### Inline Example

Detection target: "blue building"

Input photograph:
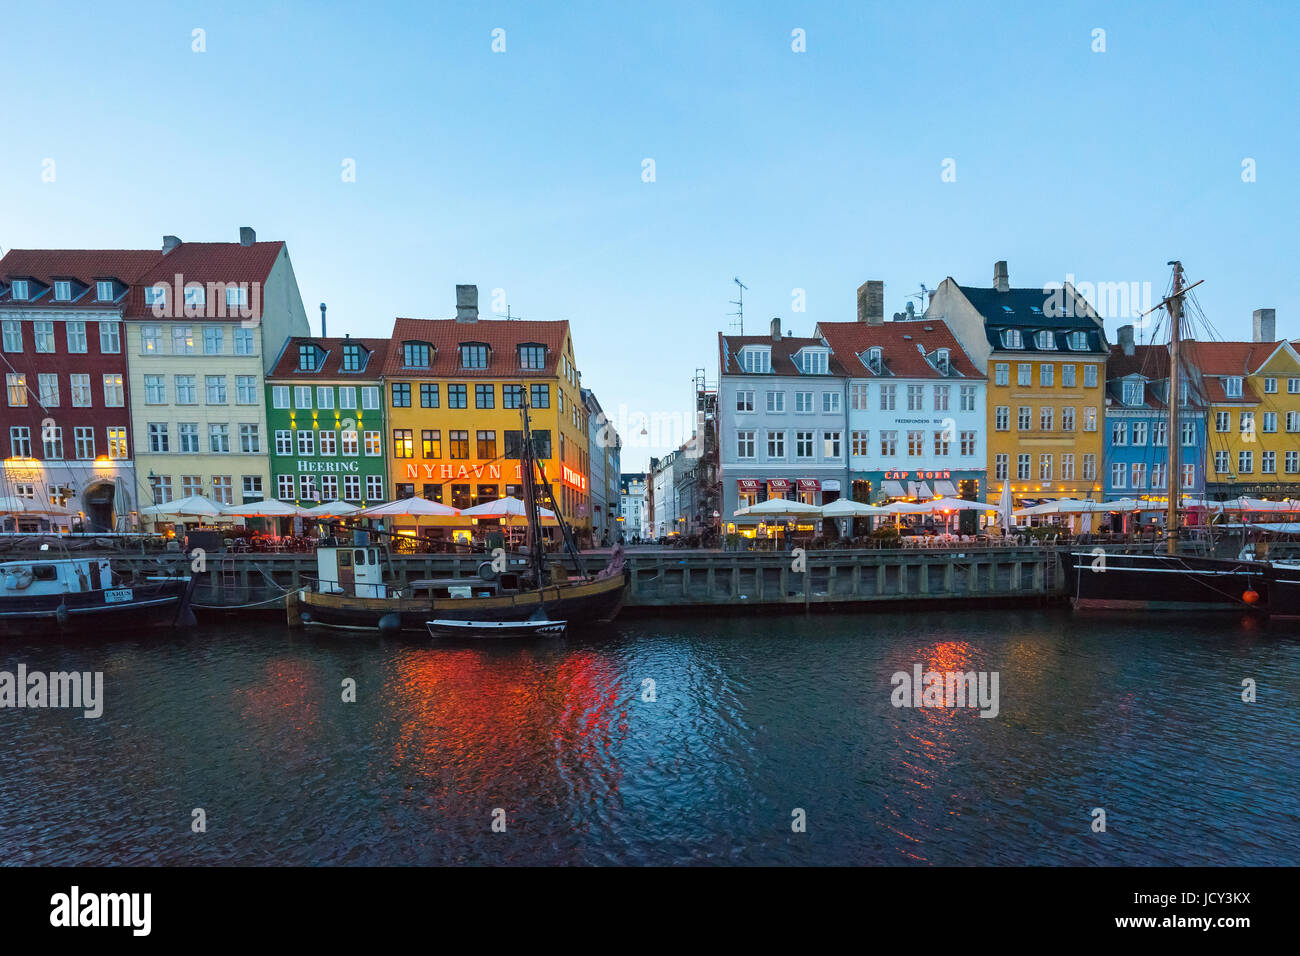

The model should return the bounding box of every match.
[1103,327,1207,507]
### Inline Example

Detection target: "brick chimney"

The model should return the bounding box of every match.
[770,316,782,342]
[455,284,478,323]
[239,226,256,247]
[1118,324,1135,357]
[162,235,182,253]
[1253,308,1276,342]
[856,280,884,325]
[994,260,1009,292]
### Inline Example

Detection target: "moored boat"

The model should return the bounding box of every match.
[0,556,196,635]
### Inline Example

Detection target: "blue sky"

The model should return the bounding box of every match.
[3,1,1297,469]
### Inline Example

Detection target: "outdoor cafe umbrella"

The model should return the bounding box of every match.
[818,498,891,518]
[300,501,363,517]
[998,480,1013,532]
[219,500,308,517]
[733,498,822,519]
[1013,498,1086,517]
[459,495,558,524]
[139,494,222,519]
[0,495,76,516]
[357,498,460,518]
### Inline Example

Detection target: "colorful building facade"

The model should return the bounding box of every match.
[267,336,390,507]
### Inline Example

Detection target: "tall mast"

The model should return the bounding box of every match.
[1165,261,1183,555]
[519,399,548,579]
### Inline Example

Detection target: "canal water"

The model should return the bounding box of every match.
[2,609,1297,865]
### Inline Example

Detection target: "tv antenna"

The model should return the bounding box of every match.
[729,277,748,334]
[907,283,931,312]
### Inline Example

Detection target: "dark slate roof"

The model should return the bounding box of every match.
[956,284,1107,355]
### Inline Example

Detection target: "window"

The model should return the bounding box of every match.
[907,385,923,410]
[880,431,897,456]
[7,373,26,406]
[1180,420,1196,446]
[1131,463,1147,489]
[1215,450,1229,474]
[494,384,522,409]
[823,431,841,458]
[178,423,199,453]
[1062,406,1076,431]
[1122,381,1143,405]
[1240,412,1255,437]
[1264,377,1277,394]
[1182,464,1196,489]
[391,383,411,408]
[148,423,169,453]
[403,342,431,367]
[960,431,976,456]
[1239,450,1253,474]
[796,431,815,459]
[907,430,924,456]
[994,363,1009,386]
[801,350,829,375]
[1033,330,1055,350]
[393,429,414,458]
[1288,451,1299,474]
[1111,463,1127,489]
[42,425,63,459]
[1084,365,1098,388]
[460,344,489,369]
[319,475,338,501]
[850,384,868,410]
[1061,364,1076,387]
[823,392,841,414]
[1111,421,1129,446]
[1017,454,1031,480]
[1,321,20,352]
[65,321,87,353]
[211,476,233,505]
[1002,329,1023,349]
[10,280,28,301]
[343,475,361,501]
[237,376,258,404]
[276,430,292,455]
[933,430,950,456]
[209,424,230,453]
[1061,454,1074,480]
[449,384,468,408]
[995,454,1008,480]
[206,375,227,404]
[102,374,124,406]
[234,328,254,356]
[1225,377,1243,398]
[475,384,495,409]
[1151,463,1166,488]
[1017,406,1031,430]
[242,476,263,502]
[995,406,1010,431]
[449,430,470,459]
[297,431,315,455]
[299,475,318,501]
[1262,451,1277,474]
[204,327,224,355]
[740,348,771,373]
[1067,331,1088,350]
[1040,364,1054,387]
[734,389,755,413]
[1214,411,1229,432]
[1083,454,1097,480]
[184,285,206,308]
[270,385,289,410]
[1288,411,1300,433]
[342,430,359,455]
[1038,454,1052,480]
[70,374,91,407]
[319,430,336,455]
[226,286,249,309]
[1263,412,1278,434]
[1040,407,1054,431]
[291,386,311,409]
[960,385,976,411]
[170,375,195,405]
[366,475,384,500]
[477,430,497,459]
[364,431,381,456]
[422,430,442,459]
[33,321,55,352]
[1017,364,1031,386]
[149,476,173,503]
[736,430,755,458]
[140,325,162,354]
[519,344,546,369]
[850,430,867,457]
[1084,407,1097,431]
[172,326,195,354]
[107,427,127,459]
[879,385,896,410]
[239,424,260,454]
[340,343,364,372]
[1152,420,1168,446]
[335,385,356,410]
[9,426,31,457]
[96,280,114,301]
[1290,378,1300,394]
[38,373,59,407]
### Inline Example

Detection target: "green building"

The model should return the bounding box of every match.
[266,336,390,507]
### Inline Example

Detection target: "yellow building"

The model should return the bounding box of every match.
[383,286,591,537]
[925,261,1109,505]
[1189,322,1300,498]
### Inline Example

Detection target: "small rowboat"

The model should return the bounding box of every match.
[427,618,567,639]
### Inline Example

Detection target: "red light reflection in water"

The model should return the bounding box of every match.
[384,649,629,824]
[233,658,324,751]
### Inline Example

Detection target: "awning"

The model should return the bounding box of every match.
[908,481,933,499]
[797,479,820,492]
[934,480,958,497]
[882,480,906,498]
[768,478,793,493]
[736,479,761,492]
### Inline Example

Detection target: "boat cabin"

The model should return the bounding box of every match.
[315,546,388,598]
[1,558,116,597]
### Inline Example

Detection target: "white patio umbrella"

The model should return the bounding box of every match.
[358,497,460,518]
[819,498,891,518]
[140,494,222,518]
[1013,499,1086,517]
[923,497,997,512]
[300,501,362,517]
[998,480,1013,532]
[733,498,823,519]
[0,495,76,516]
[459,496,558,524]
[220,500,308,517]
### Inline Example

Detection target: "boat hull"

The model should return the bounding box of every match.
[0,577,196,636]
[1062,551,1268,612]
[427,619,567,639]
[300,573,627,633]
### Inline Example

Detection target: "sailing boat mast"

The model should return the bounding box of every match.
[1165,261,1184,555]
[519,398,549,580]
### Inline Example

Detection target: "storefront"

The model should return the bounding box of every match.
[727,475,844,540]
[852,469,984,504]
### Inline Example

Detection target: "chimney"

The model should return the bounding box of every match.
[856,280,884,325]
[770,316,782,341]
[993,260,1009,292]
[1253,308,1276,343]
[1118,324,1135,357]
[455,284,479,323]
[239,226,256,247]
[319,303,327,338]
[162,235,182,253]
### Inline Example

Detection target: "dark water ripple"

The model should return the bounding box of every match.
[0,608,1296,865]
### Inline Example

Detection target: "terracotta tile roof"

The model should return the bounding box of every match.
[1106,344,1169,380]
[381,317,569,378]
[815,319,983,379]
[0,249,161,308]
[1181,340,1280,376]
[717,333,850,376]
[126,241,286,321]
[269,336,391,379]
[1200,378,1260,404]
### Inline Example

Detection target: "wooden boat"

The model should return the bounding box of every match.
[0,556,196,635]
[427,617,567,639]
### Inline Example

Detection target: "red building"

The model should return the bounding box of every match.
[0,250,159,531]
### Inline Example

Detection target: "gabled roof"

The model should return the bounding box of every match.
[717,333,849,376]
[956,285,1100,327]
[268,337,390,379]
[127,241,285,321]
[815,320,983,379]
[1181,340,1284,377]
[0,249,162,309]
[1107,344,1170,381]
[381,317,568,378]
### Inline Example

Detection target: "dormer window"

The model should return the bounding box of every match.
[935,348,951,374]
[1067,330,1089,350]
[518,343,547,370]
[225,285,248,308]
[865,347,883,374]
[799,349,829,375]
[11,280,28,301]
[1225,377,1243,398]
[739,347,771,374]
[53,281,72,301]
[96,280,115,302]
[1122,381,1143,406]
[298,343,321,371]
[1001,329,1023,349]
[403,341,432,368]
[460,343,489,369]
[145,285,167,307]
[342,343,366,372]
[184,285,205,307]
[1035,330,1056,350]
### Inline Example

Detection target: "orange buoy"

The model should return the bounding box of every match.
[1242,589,1261,605]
